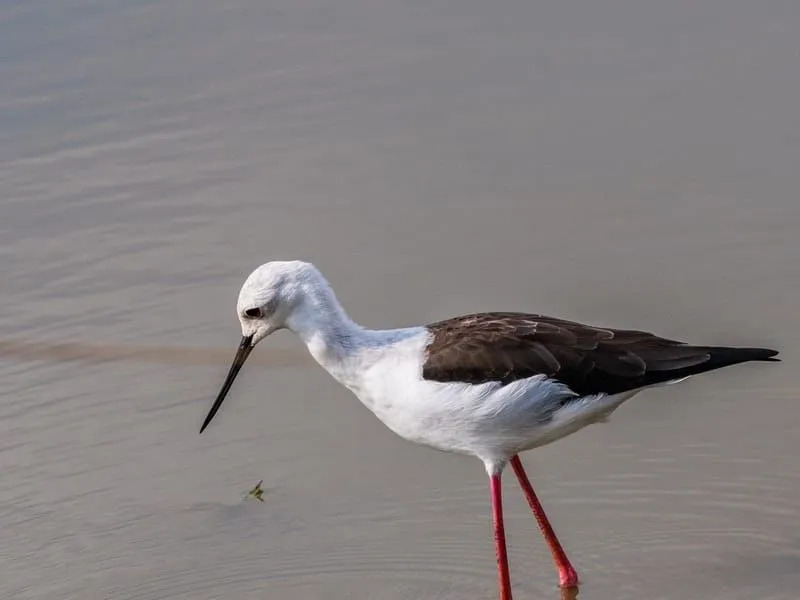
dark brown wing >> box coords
[422,312,778,395]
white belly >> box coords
[316,328,641,468]
[353,361,638,464]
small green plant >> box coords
[246,480,265,502]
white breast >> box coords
[305,325,640,471]
[336,330,623,466]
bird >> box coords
[199,260,779,599]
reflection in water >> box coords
[0,338,312,368]
[561,585,580,600]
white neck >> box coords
[284,272,421,389]
[285,274,376,385]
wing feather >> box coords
[422,312,777,395]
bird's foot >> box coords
[558,565,579,589]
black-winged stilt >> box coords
[200,260,779,598]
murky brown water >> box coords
[2,1,799,598]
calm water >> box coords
[1,1,799,598]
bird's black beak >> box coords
[200,335,254,433]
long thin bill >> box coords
[200,335,254,433]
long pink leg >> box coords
[510,455,579,588]
[490,472,513,600]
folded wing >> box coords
[422,312,778,395]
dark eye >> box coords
[244,307,263,319]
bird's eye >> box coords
[244,307,263,319]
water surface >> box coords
[1,1,799,598]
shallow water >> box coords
[1,1,799,599]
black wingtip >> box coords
[709,346,780,366]
[749,348,780,361]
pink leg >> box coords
[510,455,579,588]
[490,472,513,600]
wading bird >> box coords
[200,261,778,599]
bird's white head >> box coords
[200,260,342,433]
[236,260,319,346]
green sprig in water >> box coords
[246,480,265,502]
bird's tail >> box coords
[701,346,780,369]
